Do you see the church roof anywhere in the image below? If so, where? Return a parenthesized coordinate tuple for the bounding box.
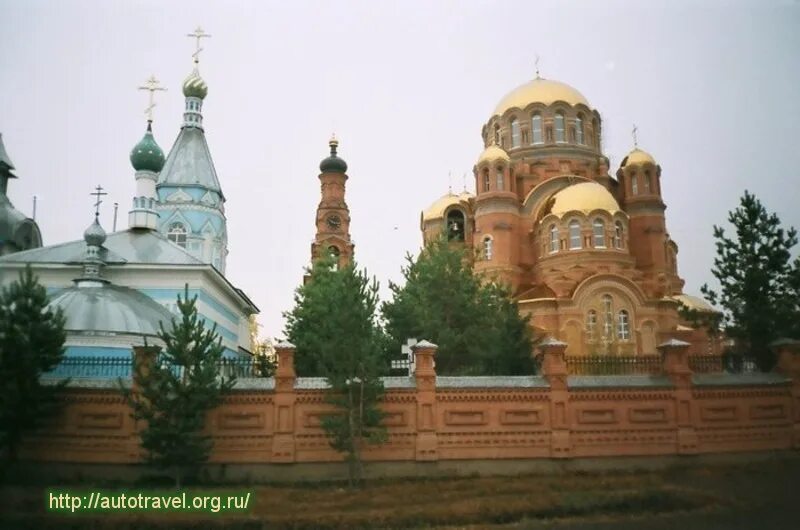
(493, 78, 591, 117)
(0, 228, 205, 266)
(49, 284, 174, 337)
(0, 133, 15, 172)
(157, 127, 222, 196)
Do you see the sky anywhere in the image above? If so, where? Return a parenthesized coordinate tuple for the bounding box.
(1, 0, 799, 338)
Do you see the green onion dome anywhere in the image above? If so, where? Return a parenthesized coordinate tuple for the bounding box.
(319, 136, 348, 173)
(83, 216, 107, 247)
(182, 68, 208, 99)
(129, 123, 165, 172)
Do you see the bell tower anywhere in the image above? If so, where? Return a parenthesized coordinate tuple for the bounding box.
(311, 135, 354, 270)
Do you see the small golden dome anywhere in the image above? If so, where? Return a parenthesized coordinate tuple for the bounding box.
(422, 192, 473, 222)
(622, 148, 656, 167)
(493, 78, 591, 116)
(672, 294, 717, 313)
(476, 143, 510, 166)
(550, 182, 620, 216)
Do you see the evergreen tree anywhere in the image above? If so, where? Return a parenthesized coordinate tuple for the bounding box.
(701, 191, 799, 369)
(382, 237, 536, 375)
(122, 287, 234, 487)
(284, 257, 387, 485)
(0, 266, 67, 461)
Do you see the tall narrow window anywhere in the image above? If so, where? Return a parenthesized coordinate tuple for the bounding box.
(167, 222, 187, 248)
(549, 225, 559, 253)
(569, 220, 582, 249)
(494, 124, 501, 145)
(593, 219, 605, 248)
(511, 118, 520, 148)
(555, 112, 566, 143)
(631, 174, 639, 195)
(576, 114, 584, 145)
(643, 170, 651, 193)
(496, 168, 504, 190)
(483, 237, 493, 260)
(602, 295, 613, 338)
(614, 221, 624, 249)
(617, 310, 630, 340)
(483, 170, 490, 192)
(531, 114, 543, 144)
(446, 210, 465, 241)
(328, 246, 340, 271)
(586, 310, 598, 339)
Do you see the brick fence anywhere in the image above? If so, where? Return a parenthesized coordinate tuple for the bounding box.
(21, 339, 800, 466)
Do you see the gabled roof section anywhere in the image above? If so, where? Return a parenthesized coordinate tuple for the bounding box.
(0, 133, 16, 173)
(158, 127, 222, 196)
(0, 228, 205, 266)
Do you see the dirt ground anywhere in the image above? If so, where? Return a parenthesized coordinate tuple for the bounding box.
(1, 453, 799, 529)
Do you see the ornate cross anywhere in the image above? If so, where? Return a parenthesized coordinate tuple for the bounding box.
(535, 54, 541, 78)
(138, 75, 166, 122)
(632, 124, 638, 148)
(91, 185, 107, 217)
(187, 26, 211, 64)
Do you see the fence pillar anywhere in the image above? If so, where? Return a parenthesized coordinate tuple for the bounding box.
(271, 341, 297, 463)
(538, 338, 571, 458)
(413, 340, 438, 461)
(658, 338, 697, 455)
(773, 338, 800, 449)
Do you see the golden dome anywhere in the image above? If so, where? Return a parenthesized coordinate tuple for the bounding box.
(476, 143, 510, 165)
(672, 294, 717, 313)
(550, 182, 620, 216)
(622, 148, 656, 167)
(493, 78, 591, 116)
(422, 192, 473, 222)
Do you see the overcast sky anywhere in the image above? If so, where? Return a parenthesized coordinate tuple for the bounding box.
(1, 0, 799, 338)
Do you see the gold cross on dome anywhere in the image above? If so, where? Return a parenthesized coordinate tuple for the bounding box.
(535, 54, 541, 78)
(90, 185, 107, 217)
(138, 75, 167, 122)
(187, 26, 211, 64)
(632, 124, 639, 148)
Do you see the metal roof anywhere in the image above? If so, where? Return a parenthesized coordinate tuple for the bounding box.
(49, 283, 174, 336)
(157, 127, 222, 195)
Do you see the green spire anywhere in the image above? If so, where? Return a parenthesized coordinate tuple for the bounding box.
(130, 122, 165, 172)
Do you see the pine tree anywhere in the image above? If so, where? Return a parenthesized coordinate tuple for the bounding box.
(701, 191, 799, 369)
(382, 237, 536, 375)
(122, 287, 234, 487)
(0, 266, 67, 461)
(284, 257, 387, 485)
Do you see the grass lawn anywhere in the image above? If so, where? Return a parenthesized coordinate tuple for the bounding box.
(3, 456, 798, 529)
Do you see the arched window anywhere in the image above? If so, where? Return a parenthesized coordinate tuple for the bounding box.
(494, 124, 501, 145)
(569, 220, 582, 249)
(446, 209, 465, 241)
(593, 219, 605, 248)
(496, 168, 504, 191)
(576, 114, 584, 145)
(167, 222, 187, 248)
(643, 170, 651, 193)
(549, 224, 559, 253)
(614, 221, 624, 249)
(586, 310, 598, 339)
(555, 112, 566, 143)
(483, 237, 493, 260)
(617, 310, 631, 340)
(328, 246, 340, 271)
(602, 295, 613, 338)
(531, 114, 543, 144)
(631, 174, 639, 195)
(510, 118, 520, 148)
(483, 170, 490, 192)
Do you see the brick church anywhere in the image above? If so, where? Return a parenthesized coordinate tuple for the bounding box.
(421, 75, 717, 356)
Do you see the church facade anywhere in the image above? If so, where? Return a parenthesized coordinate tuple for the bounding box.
(422, 76, 716, 356)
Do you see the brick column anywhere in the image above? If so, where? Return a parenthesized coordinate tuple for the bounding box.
(413, 340, 438, 461)
(658, 338, 697, 454)
(271, 341, 297, 463)
(538, 338, 571, 458)
(773, 338, 800, 449)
